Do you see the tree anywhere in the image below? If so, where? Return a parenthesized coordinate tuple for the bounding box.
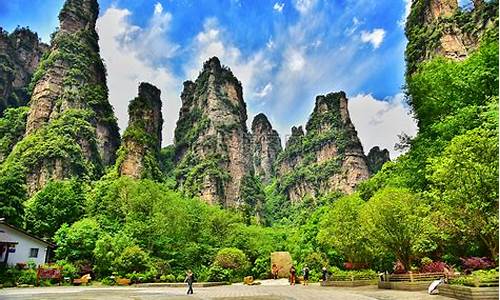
(0, 163, 27, 227)
(360, 187, 434, 271)
(240, 175, 266, 225)
(318, 194, 371, 265)
(428, 126, 498, 258)
(24, 179, 85, 239)
(53, 218, 101, 263)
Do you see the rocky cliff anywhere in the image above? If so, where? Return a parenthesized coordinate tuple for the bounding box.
(117, 82, 163, 179)
(366, 146, 390, 175)
(175, 57, 251, 207)
(276, 92, 370, 202)
(405, 0, 498, 74)
(0, 27, 48, 115)
(0, 0, 120, 195)
(251, 113, 282, 184)
(174, 57, 252, 207)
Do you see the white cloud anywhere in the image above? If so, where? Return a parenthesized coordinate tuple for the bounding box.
(185, 18, 273, 103)
(154, 2, 163, 15)
(345, 17, 362, 36)
(286, 49, 306, 71)
(293, 0, 316, 14)
(273, 2, 285, 12)
(266, 38, 275, 49)
(97, 5, 181, 144)
(349, 93, 418, 158)
(361, 28, 386, 49)
(254, 83, 273, 98)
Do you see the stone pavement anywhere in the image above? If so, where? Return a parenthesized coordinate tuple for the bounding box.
(0, 281, 454, 300)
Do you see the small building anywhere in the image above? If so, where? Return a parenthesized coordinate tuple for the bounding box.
(0, 220, 54, 267)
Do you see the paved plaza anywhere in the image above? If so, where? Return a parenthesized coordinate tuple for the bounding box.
(0, 280, 453, 300)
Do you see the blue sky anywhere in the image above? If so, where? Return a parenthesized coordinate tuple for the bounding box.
(1, 0, 426, 157)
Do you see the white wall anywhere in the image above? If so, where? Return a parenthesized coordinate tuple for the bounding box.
(0, 224, 49, 267)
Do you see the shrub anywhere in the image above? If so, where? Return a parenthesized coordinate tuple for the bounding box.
(450, 269, 499, 287)
(115, 246, 150, 276)
(328, 267, 377, 281)
(251, 257, 270, 279)
(55, 260, 78, 279)
(303, 252, 329, 273)
(213, 247, 248, 271)
(421, 257, 433, 266)
(420, 261, 449, 273)
(460, 257, 496, 272)
(160, 274, 176, 282)
(176, 273, 185, 282)
(207, 265, 234, 282)
(16, 269, 37, 285)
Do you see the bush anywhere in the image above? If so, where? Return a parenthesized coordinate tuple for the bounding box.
(420, 261, 449, 273)
(450, 269, 499, 287)
(207, 265, 234, 282)
(328, 267, 377, 281)
(160, 274, 176, 282)
(16, 269, 37, 285)
(55, 260, 79, 279)
(460, 257, 496, 272)
(251, 257, 270, 279)
(213, 247, 248, 271)
(176, 273, 185, 282)
(115, 246, 150, 276)
(126, 272, 154, 283)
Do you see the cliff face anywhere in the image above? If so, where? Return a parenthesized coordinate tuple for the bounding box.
(276, 92, 370, 202)
(405, 0, 498, 74)
(0, 28, 48, 115)
(1, 0, 120, 195)
(117, 83, 163, 179)
(174, 57, 252, 207)
(366, 146, 390, 175)
(251, 113, 282, 184)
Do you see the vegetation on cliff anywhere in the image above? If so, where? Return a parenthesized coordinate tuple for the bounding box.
(0, 0, 498, 285)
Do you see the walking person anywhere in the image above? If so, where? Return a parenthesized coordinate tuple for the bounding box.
(289, 266, 296, 286)
(321, 266, 328, 282)
(184, 269, 194, 295)
(302, 265, 310, 286)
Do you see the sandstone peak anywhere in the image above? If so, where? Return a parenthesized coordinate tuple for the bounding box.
(59, 0, 100, 33)
(203, 56, 222, 72)
(0, 27, 48, 115)
(252, 113, 273, 131)
(277, 91, 369, 201)
(367, 146, 390, 175)
(251, 113, 282, 184)
(174, 56, 251, 207)
(118, 82, 163, 179)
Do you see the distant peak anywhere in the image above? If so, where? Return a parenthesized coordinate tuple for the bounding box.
(252, 113, 272, 131)
(59, 0, 99, 33)
(138, 82, 161, 99)
(203, 56, 222, 71)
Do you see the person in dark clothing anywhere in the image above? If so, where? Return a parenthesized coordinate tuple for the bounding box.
(184, 270, 194, 294)
(321, 266, 328, 282)
(289, 266, 296, 285)
(302, 265, 310, 286)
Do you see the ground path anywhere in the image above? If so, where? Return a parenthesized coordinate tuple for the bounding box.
(0, 279, 453, 300)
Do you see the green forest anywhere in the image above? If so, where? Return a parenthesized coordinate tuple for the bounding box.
(0, 0, 498, 288)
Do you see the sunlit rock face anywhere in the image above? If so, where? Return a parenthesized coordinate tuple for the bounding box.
(173, 57, 252, 207)
(276, 91, 370, 202)
(251, 113, 282, 184)
(118, 82, 163, 179)
(0, 28, 48, 115)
